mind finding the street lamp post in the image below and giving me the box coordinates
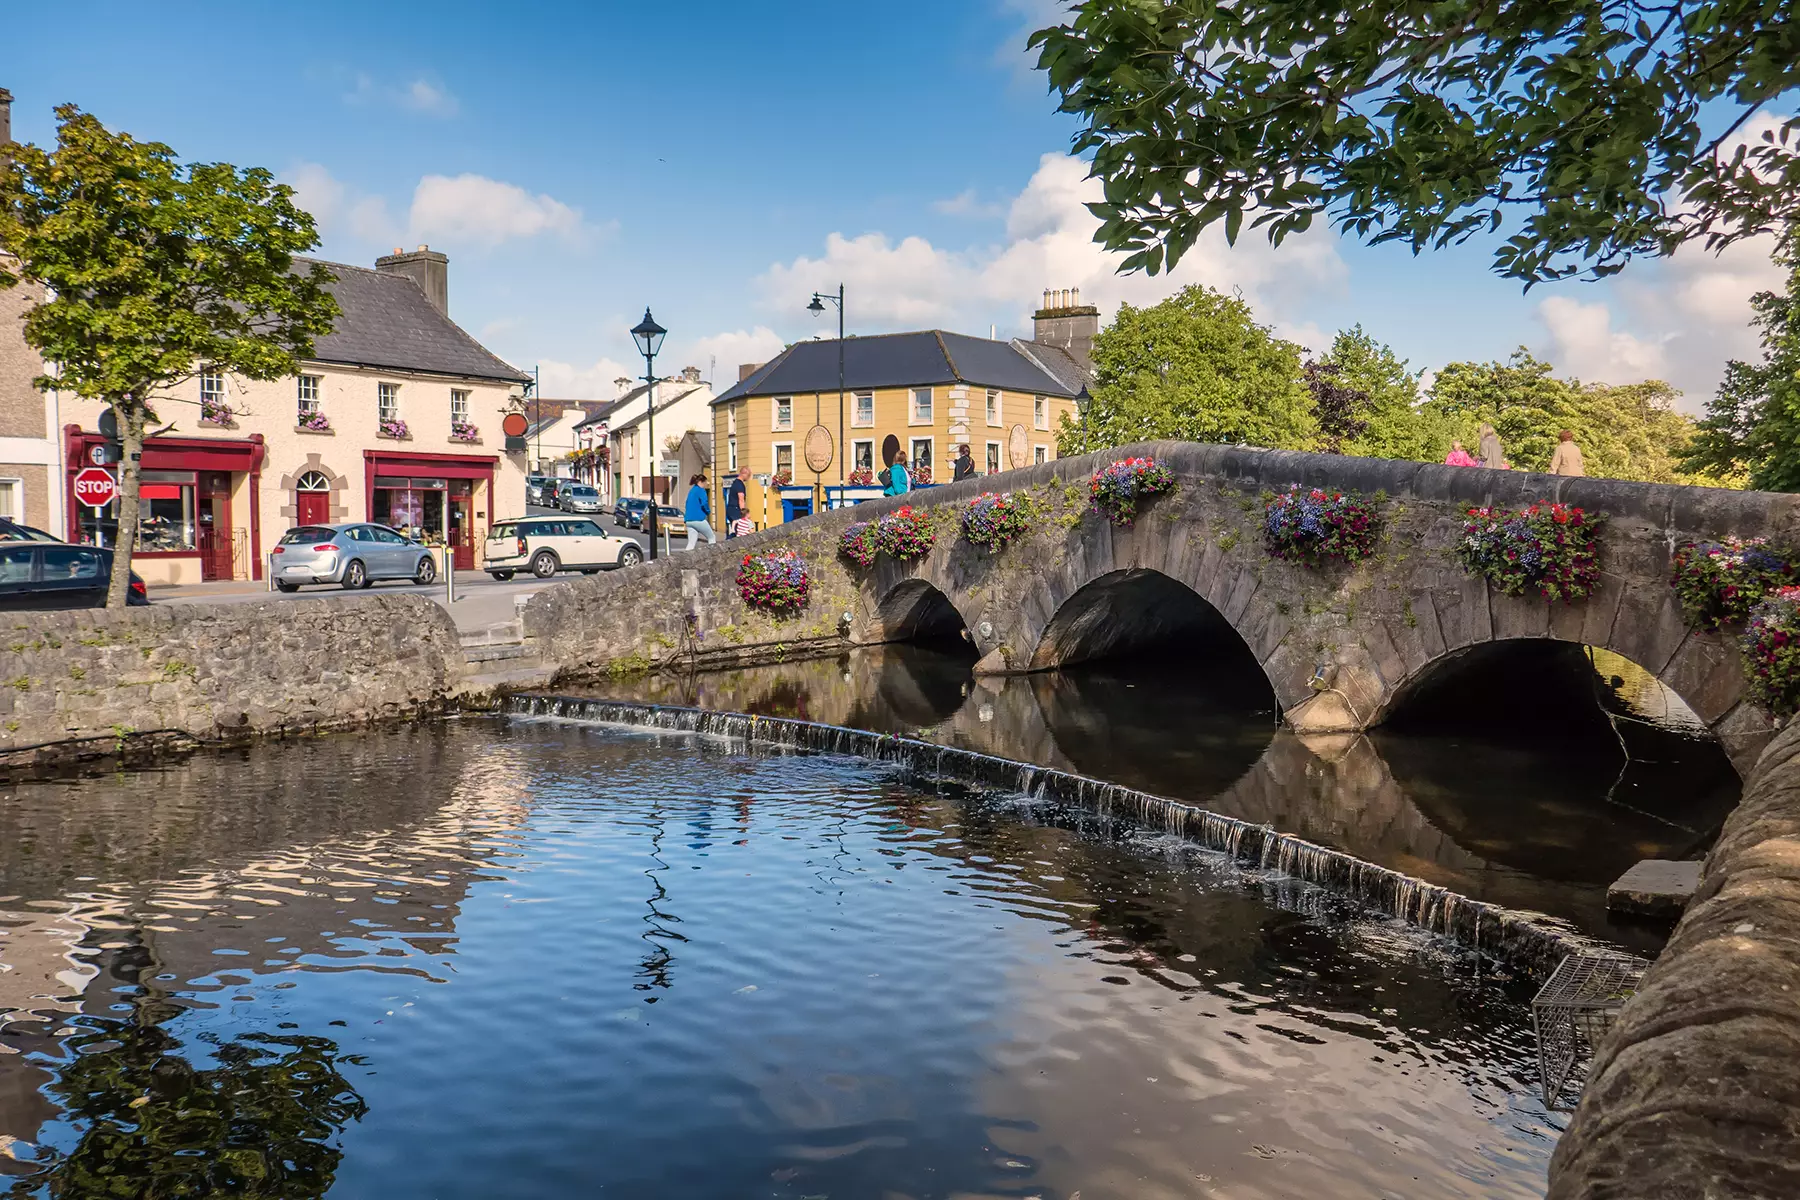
[631,307,667,562]
[807,285,845,505]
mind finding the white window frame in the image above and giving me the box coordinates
[378,381,401,422]
[909,387,933,426]
[852,439,874,472]
[772,442,795,479]
[1034,444,1048,465]
[727,405,737,435]
[985,441,1001,475]
[297,374,321,417]
[200,371,226,403]
[0,477,21,523]
[727,435,738,471]
[772,396,793,432]
[986,389,1001,427]
[909,437,934,478]
[852,392,874,427]
[1034,394,1049,431]
[451,388,470,422]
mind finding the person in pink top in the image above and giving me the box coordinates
[1444,440,1481,467]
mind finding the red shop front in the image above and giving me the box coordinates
[64,427,265,584]
[363,449,496,571]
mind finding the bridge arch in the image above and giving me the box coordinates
[865,576,974,645]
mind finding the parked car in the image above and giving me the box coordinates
[526,475,553,505]
[269,523,439,591]
[0,517,63,543]
[539,479,568,509]
[0,542,147,609]
[613,497,650,528]
[484,517,643,579]
[559,484,603,514]
[648,505,686,538]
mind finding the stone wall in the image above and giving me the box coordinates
[0,594,463,772]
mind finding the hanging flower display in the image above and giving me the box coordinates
[770,469,793,487]
[450,421,481,443]
[200,397,235,426]
[1670,537,1796,630]
[379,417,410,440]
[297,409,332,432]
[1742,586,1800,717]
[1262,488,1381,567]
[1455,503,1604,602]
[736,549,810,613]
[876,506,935,560]
[961,492,1030,552]
[847,467,875,486]
[911,462,933,486]
[839,520,880,567]
[1089,457,1175,526]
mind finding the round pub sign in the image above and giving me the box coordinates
[803,425,834,474]
[1007,423,1029,469]
[501,412,530,438]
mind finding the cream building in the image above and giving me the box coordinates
[54,247,532,585]
[0,87,66,537]
[569,368,715,504]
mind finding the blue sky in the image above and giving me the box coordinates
[5,0,1786,407]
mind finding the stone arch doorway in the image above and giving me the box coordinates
[277,455,349,527]
[294,471,331,526]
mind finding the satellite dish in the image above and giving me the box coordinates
[98,407,119,439]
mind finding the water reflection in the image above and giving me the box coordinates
[579,641,1739,949]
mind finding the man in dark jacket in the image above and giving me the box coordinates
[952,443,976,481]
[724,468,749,537]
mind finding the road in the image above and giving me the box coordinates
[147,503,717,634]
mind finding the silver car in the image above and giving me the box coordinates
[559,484,603,514]
[270,523,439,592]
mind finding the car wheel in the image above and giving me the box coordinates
[490,570,515,581]
[617,544,643,568]
[531,550,559,579]
[414,556,437,585]
[342,560,367,590]
[275,581,300,594]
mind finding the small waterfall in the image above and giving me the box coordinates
[502,694,1611,980]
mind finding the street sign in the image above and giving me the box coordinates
[803,425,834,473]
[87,444,110,466]
[501,412,529,438]
[73,466,119,510]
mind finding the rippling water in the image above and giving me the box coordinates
[0,717,1558,1198]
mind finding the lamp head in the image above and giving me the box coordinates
[630,308,667,358]
[807,294,826,316]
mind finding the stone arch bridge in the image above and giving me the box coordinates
[522,441,1798,773]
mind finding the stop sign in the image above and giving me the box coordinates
[73,466,119,510]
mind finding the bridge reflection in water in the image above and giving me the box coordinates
[576,631,1738,953]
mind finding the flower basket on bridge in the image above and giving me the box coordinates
[1262,488,1381,567]
[1743,586,1800,716]
[839,520,880,568]
[876,506,935,561]
[1089,457,1174,526]
[961,492,1030,552]
[1456,504,1604,602]
[737,549,810,614]
[1670,537,1796,630]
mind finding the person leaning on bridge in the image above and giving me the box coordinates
[724,468,749,538]
[882,453,911,496]
[1444,440,1480,467]
[684,473,718,549]
[953,443,977,482]
[1550,429,1585,477]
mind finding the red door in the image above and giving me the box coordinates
[197,475,233,581]
[296,490,328,526]
[449,480,474,570]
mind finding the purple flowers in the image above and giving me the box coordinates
[736,549,810,613]
[1456,503,1603,602]
[1262,488,1380,567]
[450,421,481,443]
[1089,457,1174,526]
[875,506,935,561]
[1670,537,1795,630]
[379,417,410,440]
[839,520,880,567]
[200,397,234,426]
[298,410,332,432]
[1743,586,1800,716]
[961,492,1029,552]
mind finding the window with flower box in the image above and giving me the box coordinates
[297,375,321,421]
[451,389,470,422]
[379,382,400,422]
[200,372,229,424]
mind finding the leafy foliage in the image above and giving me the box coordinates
[1029,1,1800,284]
[1089,457,1176,526]
[0,105,338,604]
[1057,285,1313,455]
[875,506,936,560]
[1262,488,1382,567]
[1670,537,1797,630]
[1684,232,1800,490]
[1317,326,1448,462]
[961,492,1031,551]
[1455,504,1605,602]
[736,549,810,613]
[1743,586,1800,717]
[1302,360,1368,454]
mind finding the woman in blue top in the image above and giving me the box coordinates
[683,473,716,549]
[883,453,911,497]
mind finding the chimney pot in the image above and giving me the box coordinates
[375,246,451,316]
[418,244,428,252]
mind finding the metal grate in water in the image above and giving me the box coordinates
[1532,951,1648,1109]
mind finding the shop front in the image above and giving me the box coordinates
[62,428,264,585]
[363,450,496,571]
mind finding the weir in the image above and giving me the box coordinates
[505,693,1620,980]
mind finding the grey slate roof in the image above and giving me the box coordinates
[299,258,530,385]
[1012,339,1092,398]
[711,331,1080,404]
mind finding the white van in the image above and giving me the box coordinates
[484,517,643,580]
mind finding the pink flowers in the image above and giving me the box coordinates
[736,549,810,613]
[839,520,880,567]
[961,492,1029,552]
[1670,537,1793,630]
[1743,586,1800,716]
[1455,503,1604,602]
[1262,487,1381,567]
[875,506,935,560]
[1090,457,1175,526]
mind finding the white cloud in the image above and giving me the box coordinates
[537,356,640,400]
[409,174,594,248]
[681,327,786,383]
[344,72,460,118]
[1537,295,1669,384]
[932,189,1005,219]
[285,162,399,244]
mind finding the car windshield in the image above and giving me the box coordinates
[280,526,337,545]
[572,488,597,497]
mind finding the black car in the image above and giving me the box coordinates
[613,497,650,528]
[0,517,62,543]
[0,543,148,609]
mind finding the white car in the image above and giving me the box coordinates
[484,516,643,580]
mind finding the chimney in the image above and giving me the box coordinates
[375,244,450,316]
[738,361,766,382]
[615,376,634,398]
[0,87,13,154]
[1032,285,1101,374]
[679,365,702,383]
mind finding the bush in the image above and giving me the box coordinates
[1743,586,1800,716]
[1455,503,1604,602]
[736,549,809,613]
[1670,537,1796,630]
[839,520,880,567]
[1089,457,1175,526]
[876,505,935,560]
[961,492,1030,551]
[1262,487,1381,567]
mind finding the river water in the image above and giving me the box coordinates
[2,715,1560,1198]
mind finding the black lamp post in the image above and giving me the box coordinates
[807,286,846,506]
[631,307,667,561]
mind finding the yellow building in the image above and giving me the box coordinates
[710,310,1092,526]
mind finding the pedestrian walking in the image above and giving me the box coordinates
[1549,429,1585,476]
[882,453,911,496]
[683,473,717,549]
[1444,440,1480,467]
[1478,423,1506,469]
[952,443,976,482]
[723,467,749,538]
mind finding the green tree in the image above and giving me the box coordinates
[1684,234,1800,489]
[0,105,337,606]
[1313,326,1446,461]
[1057,284,1313,455]
[1029,2,1800,284]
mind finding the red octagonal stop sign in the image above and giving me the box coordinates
[73,466,119,510]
